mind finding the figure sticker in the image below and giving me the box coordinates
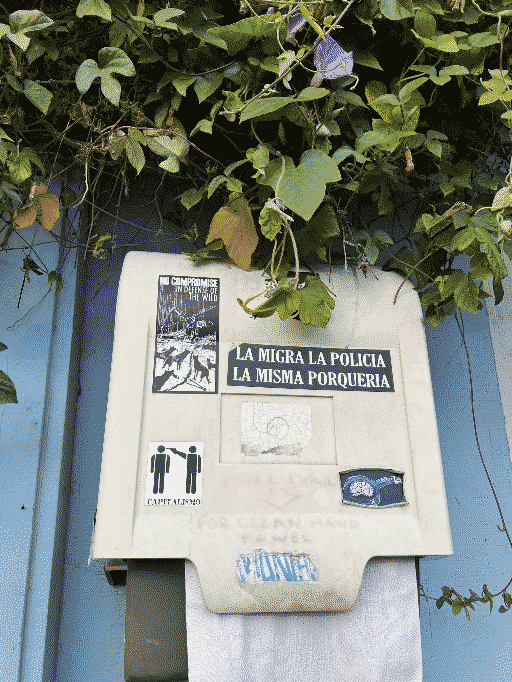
[145,441,203,506]
[153,275,219,393]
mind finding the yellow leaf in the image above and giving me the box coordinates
[14,204,37,229]
[39,192,60,231]
[206,195,258,271]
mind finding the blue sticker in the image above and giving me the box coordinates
[340,469,406,508]
[237,549,317,582]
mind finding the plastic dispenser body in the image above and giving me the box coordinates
[91,252,453,615]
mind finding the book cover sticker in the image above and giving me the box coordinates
[153,275,219,393]
[145,441,203,506]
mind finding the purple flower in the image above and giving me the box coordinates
[311,35,353,87]
[286,12,307,42]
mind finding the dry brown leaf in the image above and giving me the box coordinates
[206,195,258,271]
[14,205,37,230]
[14,183,60,231]
[39,193,60,231]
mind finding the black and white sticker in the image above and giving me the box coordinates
[153,275,219,393]
[145,441,203,506]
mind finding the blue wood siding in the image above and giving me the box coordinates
[2,200,512,680]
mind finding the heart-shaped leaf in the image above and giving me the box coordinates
[206,194,258,271]
[260,149,341,221]
[75,48,135,105]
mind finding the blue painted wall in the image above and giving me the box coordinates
[420,309,512,681]
[3,189,512,680]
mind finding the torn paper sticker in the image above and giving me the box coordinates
[241,401,312,456]
[237,549,317,582]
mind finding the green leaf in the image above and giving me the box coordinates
[335,89,368,108]
[436,269,465,299]
[153,136,187,157]
[101,73,121,106]
[109,131,126,160]
[353,51,383,70]
[491,186,512,210]
[414,11,436,38]
[472,217,508,281]
[399,77,429,102]
[454,274,480,312]
[76,48,135,105]
[259,203,282,240]
[467,32,500,48]
[298,276,335,327]
[240,96,295,121]
[374,230,393,244]
[0,370,17,404]
[194,73,224,104]
[208,175,227,198]
[0,343,7,352]
[171,74,196,96]
[181,187,204,210]
[6,74,23,92]
[75,59,101,95]
[190,119,213,136]
[159,154,180,173]
[23,80,52,115]
[153,8,184,28]
[275,286,301,320]
[125,137,145,174]
[224,159,248,177]
[207,14,279,55]
[380,0,414,20]
[296,203,340,257]
[331,145,356,165]
[8,156,32,184]
[427,139,443,157]
[260,150,341,221]
[47,270,63,294]
[296,87,330,102]
[97,47,136,76]
[76,0,112,21]
[1,10,53,50]
[10,10,54,34]
[439,64,469,76]
[241,89,329,122]
[470,253,493,281]
[247,145,270,174]
[479,90,500,105]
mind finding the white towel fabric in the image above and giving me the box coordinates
[185,557,422,682]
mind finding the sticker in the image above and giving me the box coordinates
[145,441,202,506]
[339,469,406,508]
[237,549,317,582]
[153,275,219,393]
[240,401,312,456]
[228,344,394,392]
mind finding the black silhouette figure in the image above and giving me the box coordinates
[153,365,179,392]
[192,355,210,384]
[170,446,201,494]
[151,445,170,494]
[172,348,190,370]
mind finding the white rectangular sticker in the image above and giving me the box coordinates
[145,441,202,506]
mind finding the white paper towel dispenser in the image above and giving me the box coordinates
[91,251,452,616]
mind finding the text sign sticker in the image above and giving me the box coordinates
[145,441,202,506]
[228,344,394,392]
